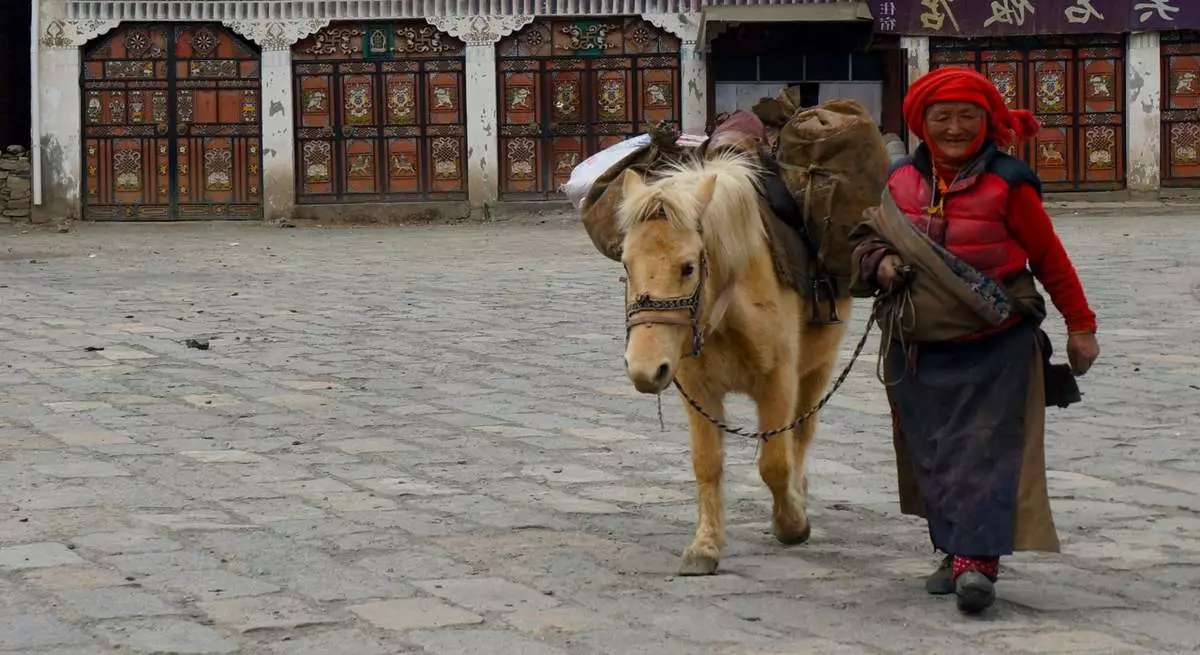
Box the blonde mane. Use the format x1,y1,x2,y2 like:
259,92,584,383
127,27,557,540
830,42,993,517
617,149,768,277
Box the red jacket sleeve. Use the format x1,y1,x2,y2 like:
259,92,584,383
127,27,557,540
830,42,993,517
1006,183,1097,334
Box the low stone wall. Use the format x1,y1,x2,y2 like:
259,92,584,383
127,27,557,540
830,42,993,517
1,146,32,223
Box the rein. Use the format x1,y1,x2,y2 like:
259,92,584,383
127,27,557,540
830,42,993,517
624,244,882,442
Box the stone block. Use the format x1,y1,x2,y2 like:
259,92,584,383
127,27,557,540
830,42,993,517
58,587,182,619
994,630,1146,653
94,618,238,654
0,614,92,651
0,542,87,570
73,530,182,555
407,628,569,655
103,550,224,576
258,628,398,655
23,566,137,591
349,597,483,631
198,595,340,633
356,550,474,580
414,577,560,613
140,568,281,601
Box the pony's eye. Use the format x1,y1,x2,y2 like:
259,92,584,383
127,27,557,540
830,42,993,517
681,263,695,278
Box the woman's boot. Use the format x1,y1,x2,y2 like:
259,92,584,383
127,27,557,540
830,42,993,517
951,556,998,614
925,554,954,595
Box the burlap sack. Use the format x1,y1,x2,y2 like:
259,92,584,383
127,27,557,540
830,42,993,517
578,124,695,262
773,99,889,293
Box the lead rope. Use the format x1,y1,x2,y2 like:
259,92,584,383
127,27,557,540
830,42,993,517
662,303,878,442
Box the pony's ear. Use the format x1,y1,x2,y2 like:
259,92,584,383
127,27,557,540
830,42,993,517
621,168,647,197
694,174,718,215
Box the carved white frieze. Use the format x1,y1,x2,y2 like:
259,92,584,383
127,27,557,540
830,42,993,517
40,19,121,49
426,15,535,46
223,20,332,51
641,12,701,46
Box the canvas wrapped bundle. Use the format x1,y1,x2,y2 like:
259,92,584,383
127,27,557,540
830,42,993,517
578,123,704,262
756,95,891,295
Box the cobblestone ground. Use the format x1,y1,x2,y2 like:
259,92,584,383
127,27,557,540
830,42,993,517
1,213,1199,655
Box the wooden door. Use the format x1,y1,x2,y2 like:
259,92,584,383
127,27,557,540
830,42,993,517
1161,31,1200,186
82,24,263,220
292,22,467,203
497,18,681,199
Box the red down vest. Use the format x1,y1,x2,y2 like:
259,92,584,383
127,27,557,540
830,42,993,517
887,141,1041,281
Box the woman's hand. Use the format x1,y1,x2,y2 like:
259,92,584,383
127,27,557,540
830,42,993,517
876,254,904,290
1066,332,1100,376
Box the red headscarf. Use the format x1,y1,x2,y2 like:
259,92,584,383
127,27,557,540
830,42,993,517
902,66,1041,152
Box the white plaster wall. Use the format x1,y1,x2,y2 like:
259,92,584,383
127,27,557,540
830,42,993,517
38,48,82,221
260,49,295,221
465,44,498,208
681,44,707,135
900,35,930,153
1126,32,1161,193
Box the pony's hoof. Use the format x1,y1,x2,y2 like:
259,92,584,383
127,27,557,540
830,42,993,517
773,519,811,546
679,548,720,576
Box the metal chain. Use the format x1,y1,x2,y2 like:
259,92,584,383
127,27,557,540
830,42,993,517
668,312,876,442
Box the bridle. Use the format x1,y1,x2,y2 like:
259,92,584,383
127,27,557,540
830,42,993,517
623,248,735,359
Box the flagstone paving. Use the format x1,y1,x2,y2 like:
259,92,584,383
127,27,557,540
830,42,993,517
1,213,1198,654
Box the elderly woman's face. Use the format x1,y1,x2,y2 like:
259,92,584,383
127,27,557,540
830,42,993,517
924,101,986,162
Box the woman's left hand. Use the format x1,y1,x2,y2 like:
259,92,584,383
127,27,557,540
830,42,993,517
1067,332,1100,376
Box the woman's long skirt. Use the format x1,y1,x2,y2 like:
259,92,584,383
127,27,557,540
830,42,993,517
885,319,1060,556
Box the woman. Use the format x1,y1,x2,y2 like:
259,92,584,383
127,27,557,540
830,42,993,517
849,67,1100,615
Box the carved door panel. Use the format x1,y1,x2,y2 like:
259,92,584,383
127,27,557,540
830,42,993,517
292,22,467,203
172,25,263,218
82,25,173,219
82,24,263,220
1161,31,1200,186
930,37,1125,192
498,18,681,200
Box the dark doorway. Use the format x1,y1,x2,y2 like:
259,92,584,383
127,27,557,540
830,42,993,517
0,2,31,149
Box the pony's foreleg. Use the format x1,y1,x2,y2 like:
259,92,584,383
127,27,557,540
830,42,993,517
679,383,726,576
755,367,809,545
792,297,854,513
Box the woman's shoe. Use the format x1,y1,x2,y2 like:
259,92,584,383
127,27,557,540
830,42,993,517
925,554,954,595
955,570,996,614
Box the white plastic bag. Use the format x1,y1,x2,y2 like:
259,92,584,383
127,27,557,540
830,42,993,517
560,133,709,210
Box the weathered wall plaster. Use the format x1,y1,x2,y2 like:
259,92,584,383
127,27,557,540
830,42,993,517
900,35,929,154
260,49,297,221
644,13,705,135
1126,32,1161,192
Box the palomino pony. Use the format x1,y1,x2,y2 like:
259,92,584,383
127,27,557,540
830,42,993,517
618,149,852,575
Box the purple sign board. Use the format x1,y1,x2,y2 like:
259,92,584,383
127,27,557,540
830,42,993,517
873,0,1200,37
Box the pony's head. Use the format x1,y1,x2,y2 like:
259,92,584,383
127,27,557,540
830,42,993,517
617,151,765,394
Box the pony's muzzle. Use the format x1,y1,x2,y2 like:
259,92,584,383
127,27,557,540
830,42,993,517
627,358,674,394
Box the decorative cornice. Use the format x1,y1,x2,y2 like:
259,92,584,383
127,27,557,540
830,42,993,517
40,19,121,49
223,19,331,51
641,12,701,45
425,15,535,46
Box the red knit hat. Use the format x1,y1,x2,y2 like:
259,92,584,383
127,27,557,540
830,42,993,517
902,66,1041,149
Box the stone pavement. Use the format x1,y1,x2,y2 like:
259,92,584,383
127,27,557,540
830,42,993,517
1,212,1198,655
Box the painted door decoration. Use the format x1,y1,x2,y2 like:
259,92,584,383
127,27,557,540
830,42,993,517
497,18,681,199
1161,31,1200,186
292,22,466,203
82,24,263,220
930,36,1125,192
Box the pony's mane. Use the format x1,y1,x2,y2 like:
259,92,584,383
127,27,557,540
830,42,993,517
617,149,767,276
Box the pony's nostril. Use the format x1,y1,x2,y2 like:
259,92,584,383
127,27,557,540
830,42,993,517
655,362,671,383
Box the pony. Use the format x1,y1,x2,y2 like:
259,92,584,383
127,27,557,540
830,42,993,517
617,149,852,575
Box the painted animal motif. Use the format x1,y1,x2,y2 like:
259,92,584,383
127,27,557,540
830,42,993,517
1039,142,1064,166
617,151,851,575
